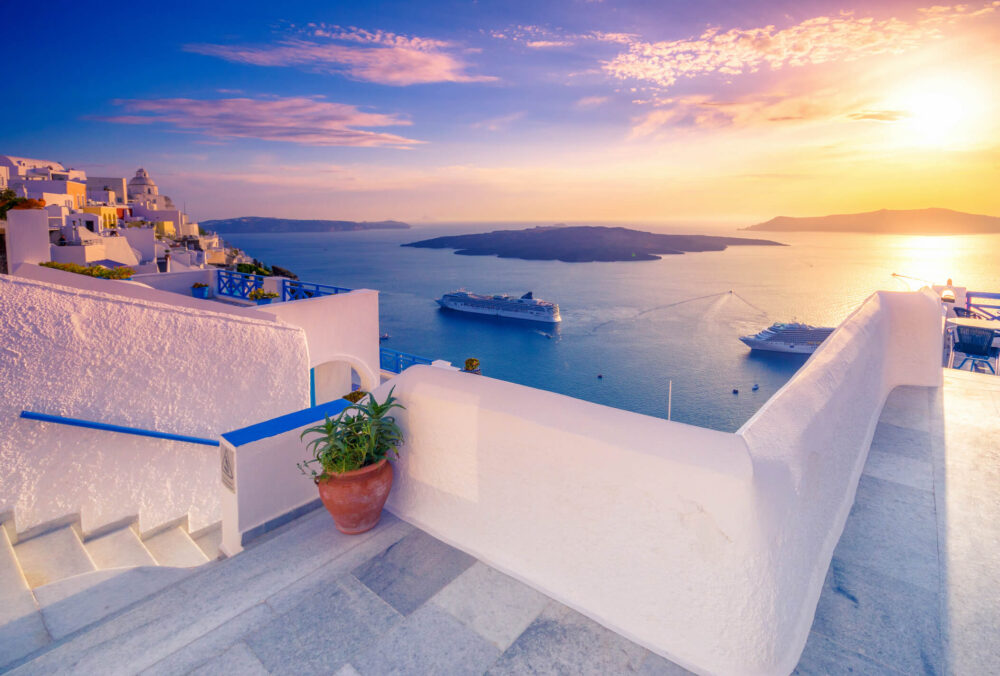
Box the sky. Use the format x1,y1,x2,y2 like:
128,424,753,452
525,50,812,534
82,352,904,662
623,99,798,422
3,0,999,223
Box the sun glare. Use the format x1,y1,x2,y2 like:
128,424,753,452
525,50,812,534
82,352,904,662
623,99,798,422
888,74,986,148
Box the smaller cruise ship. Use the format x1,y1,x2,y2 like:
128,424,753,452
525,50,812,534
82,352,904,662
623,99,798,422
437,291,561,323
740,322,835,354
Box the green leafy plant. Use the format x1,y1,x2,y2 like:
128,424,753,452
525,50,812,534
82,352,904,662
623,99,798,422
298,388,405,480
248,288,279,300
464,358,480,371
40,261,134,280
191,282,209,289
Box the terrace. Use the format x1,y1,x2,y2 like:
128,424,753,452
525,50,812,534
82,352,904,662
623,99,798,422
2,282,999,675
2,369,997,674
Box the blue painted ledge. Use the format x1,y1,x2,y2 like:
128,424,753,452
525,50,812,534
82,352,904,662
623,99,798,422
19,411,219,447
222,398,351,448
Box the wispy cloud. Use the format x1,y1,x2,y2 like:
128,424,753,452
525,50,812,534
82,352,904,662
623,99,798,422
102,96,422,147
471,111,525,132
847,110,910,122
186,26,495,86
605,2,999,89
575,95,609,108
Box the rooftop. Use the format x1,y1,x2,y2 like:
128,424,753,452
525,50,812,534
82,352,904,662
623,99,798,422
4,369,998,674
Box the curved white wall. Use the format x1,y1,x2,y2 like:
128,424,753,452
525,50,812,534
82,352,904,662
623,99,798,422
0,275,310,535
378,289,943,675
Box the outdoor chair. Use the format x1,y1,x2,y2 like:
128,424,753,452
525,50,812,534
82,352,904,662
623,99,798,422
950,325,998,374
953,307,990,320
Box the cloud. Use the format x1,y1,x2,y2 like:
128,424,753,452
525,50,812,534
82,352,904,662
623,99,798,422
575,95,609,108
471,111,525,132
186,28,495,86
102,96,422,147
605,2,999,89
847,110,910,122
526,40,573,48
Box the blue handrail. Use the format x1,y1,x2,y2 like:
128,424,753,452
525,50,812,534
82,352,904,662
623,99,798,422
380,348,434,374
966,291,1000,320
217,269,265,299
281,279,352,302
20,411,219,447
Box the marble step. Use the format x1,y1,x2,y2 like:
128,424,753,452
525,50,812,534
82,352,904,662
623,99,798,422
84,526,156,569
191,523,223,561
143,526,210,568
33,566,195,641
0,527,51,669
13,526,95,589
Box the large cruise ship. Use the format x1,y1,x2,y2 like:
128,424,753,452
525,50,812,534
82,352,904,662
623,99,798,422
740,322,835,354
437,291,561,323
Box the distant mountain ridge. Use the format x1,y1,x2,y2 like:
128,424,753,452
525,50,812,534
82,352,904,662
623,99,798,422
744,208,1000,234
202,216,410,233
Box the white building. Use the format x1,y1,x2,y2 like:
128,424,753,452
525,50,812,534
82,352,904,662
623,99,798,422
0,155,88,209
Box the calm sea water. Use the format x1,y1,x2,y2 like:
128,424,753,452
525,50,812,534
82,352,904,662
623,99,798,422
221,224,1000,432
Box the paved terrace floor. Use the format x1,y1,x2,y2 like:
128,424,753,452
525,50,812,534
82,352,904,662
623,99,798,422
6,370,999,675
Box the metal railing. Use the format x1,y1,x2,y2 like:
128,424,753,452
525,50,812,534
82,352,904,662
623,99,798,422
380,348,434,374
966,291,1000,320
281,279,352,302
19,411,219,447
216,269,264,299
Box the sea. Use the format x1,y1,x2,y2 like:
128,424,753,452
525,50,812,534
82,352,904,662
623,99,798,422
220,223,1000,432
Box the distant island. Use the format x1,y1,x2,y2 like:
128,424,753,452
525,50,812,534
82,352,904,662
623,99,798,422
402,225,784,262
743,208,1000,234
202,216,410,233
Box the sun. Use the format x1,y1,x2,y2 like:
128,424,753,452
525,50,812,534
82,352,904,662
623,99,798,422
887,74,985,148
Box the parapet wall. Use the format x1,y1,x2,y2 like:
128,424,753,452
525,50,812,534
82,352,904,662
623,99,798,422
378,288,943,675
0,275,310,535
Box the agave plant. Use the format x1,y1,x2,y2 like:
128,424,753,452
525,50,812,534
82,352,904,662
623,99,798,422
298,388,405,480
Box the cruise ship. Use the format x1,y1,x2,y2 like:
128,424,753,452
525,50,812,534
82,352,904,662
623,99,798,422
437,291,561,323
740,322,835,354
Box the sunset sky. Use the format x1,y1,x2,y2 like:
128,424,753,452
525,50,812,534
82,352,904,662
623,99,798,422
5,0,999,223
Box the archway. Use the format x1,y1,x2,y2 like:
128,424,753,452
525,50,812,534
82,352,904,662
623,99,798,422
311,356,377,405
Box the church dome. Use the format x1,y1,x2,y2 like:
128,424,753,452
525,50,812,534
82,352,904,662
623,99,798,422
128,168,158,196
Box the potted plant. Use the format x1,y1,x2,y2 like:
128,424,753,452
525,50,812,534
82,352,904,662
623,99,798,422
464,358,481,375
191,282,210,299
248,288,279,305
298,388,404,534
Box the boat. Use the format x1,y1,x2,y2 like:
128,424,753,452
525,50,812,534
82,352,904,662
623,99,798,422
437,291,561,323
740,322,835,354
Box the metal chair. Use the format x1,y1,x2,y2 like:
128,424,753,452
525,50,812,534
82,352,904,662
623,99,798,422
953,307,990,320
950,325,998,374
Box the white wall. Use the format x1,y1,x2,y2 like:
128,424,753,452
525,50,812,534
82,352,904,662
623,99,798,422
0,275,311,536
375,289,942,675
122,226,156,262
4,208,51,266
258,289,381,391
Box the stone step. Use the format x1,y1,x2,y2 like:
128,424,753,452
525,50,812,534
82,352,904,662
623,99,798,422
84,526,156,569
13,526,95,589
143,526,211,568
0,527,51,669
191,523,223,561
33,566,194,641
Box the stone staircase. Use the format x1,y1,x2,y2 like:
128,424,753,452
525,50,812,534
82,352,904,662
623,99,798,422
0,514,221,670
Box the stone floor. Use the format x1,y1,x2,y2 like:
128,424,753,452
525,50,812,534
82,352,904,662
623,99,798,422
5,370,999,675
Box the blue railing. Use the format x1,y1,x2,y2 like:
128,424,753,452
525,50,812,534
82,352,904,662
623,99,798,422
281,279,352,302
19,411,219,447
380,348,434,374
967,291,1000,320
217,269,264,299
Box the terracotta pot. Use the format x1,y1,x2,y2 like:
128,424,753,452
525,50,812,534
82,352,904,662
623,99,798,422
316,459,393,534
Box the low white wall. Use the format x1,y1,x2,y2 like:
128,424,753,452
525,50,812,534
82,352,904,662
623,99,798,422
0,275,310,535
4,208,50,267
258,289,381,391
377,289,942,675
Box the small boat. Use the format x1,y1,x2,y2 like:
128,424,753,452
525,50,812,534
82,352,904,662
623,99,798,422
379,333,390,341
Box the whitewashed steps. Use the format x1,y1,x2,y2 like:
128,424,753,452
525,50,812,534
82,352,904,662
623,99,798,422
13,526,95,588
0,528,51,668
84,526,156,569
143,527,210,568
192,524,223,561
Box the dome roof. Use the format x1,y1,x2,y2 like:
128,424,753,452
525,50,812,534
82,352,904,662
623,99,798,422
128,168,157,188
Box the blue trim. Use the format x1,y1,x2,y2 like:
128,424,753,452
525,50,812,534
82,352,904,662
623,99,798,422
309,368,316,407
281,279,352,302
222,398,351,448
19,411,219,447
